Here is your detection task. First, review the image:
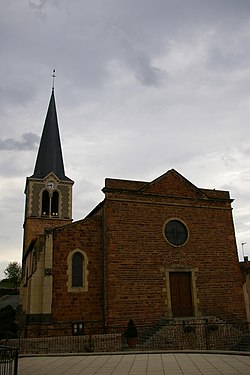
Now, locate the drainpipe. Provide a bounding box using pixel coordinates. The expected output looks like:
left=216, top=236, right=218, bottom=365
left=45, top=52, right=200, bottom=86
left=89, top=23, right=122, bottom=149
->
left=101, top=201, right=109, bottom=333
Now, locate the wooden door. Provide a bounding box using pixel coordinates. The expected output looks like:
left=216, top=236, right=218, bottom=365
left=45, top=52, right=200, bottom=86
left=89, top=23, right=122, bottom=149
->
left=169, top=272, right=193, bottom=317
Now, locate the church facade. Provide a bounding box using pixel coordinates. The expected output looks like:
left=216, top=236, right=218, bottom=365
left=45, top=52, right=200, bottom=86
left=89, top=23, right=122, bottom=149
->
left=20, top=90, right=246, bottom=336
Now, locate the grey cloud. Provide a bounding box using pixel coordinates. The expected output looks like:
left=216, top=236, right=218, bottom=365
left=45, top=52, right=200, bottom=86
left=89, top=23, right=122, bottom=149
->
left=206, top=30, right=250, bottom=73
left=0, top=151, right=35, bottom=178
left=2, top=0, right=249, bottom=96
left=49, top=21, right=168, bottom=91
left=0, top=85, right=37, bottom=109
left=29, top=0, right=47, bottom=9
left=221, top=154, right=237, bottom=166
left=28, top=0, right=57, bottom=20
left=110, top=26, right=167, bottom=87
left=123, top=45, right=167, bottom=87
left=28, top=0, right=55, bottom=10
left=0, top=133, right=39, bottom=151
left=238, top=146, right=250, bottom=157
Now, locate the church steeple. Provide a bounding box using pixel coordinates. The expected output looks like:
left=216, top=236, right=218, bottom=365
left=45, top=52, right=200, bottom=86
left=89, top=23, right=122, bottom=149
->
left=32, top=89, right=70, bottom=181
left=23, top=86, right=74, bottom=255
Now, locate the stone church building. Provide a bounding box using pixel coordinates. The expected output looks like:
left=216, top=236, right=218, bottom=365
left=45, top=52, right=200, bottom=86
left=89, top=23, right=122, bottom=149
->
left=20, top=89, right=246, bottom=336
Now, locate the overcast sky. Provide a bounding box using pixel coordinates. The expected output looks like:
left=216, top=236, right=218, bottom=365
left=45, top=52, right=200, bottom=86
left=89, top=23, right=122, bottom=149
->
left=1, top=0, right=250, bottom=278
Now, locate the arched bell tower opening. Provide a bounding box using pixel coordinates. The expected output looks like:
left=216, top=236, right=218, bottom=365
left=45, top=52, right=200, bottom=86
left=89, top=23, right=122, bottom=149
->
left=41, top=189, right=59, bottom=217
left=51, top=191, right=59, bottom=216
left=42, top=190, right=50, bottom=216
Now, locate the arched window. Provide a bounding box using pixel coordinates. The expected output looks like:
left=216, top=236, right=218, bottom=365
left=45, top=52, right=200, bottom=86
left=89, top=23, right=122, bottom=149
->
left=42, top=190, right=50, bottom=216
left=67, top=249, right=89, bottom=292
left=32, top=250, right=37, bottom=273
left=51, top=191, right=59, bottom=216
left=72, top=252, right=84, bottom=287
left=41, top=189, right=60, bottom=218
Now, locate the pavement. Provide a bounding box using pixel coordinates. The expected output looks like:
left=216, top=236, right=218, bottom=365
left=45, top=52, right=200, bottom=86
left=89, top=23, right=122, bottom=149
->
left=18, top=352, right=250, bottom=375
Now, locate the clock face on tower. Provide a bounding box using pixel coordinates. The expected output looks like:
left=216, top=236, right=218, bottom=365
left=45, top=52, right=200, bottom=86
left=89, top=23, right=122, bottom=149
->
left=46, top=181, right=56, bottom=189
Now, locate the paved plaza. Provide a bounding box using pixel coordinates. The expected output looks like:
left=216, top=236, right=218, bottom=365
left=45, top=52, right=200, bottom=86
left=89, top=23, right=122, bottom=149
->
left=18, top=352, right=250, bottom=375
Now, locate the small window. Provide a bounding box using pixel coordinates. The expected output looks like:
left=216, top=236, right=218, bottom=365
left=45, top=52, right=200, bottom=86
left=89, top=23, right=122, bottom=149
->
left=165, top=220, right=188, bottom=246
left=72, top=322, right=84, bottom=336
left=72, top=252, right=84, bottom=287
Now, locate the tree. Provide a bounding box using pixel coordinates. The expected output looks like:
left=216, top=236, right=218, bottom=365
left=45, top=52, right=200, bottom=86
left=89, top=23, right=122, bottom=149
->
left=4, top=262, right=22, bottom=288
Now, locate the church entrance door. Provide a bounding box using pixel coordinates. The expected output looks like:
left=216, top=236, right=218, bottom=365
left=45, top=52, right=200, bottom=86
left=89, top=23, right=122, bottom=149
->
left=169, top=272, right=193, bottom=317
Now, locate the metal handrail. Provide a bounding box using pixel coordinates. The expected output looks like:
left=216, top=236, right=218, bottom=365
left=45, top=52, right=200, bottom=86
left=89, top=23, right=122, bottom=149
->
left=0, top=345, right=18, bottom=375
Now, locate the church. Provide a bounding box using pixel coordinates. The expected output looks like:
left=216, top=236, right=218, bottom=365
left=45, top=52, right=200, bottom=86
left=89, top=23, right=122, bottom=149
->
left=19, top=88, right=246, bottom=336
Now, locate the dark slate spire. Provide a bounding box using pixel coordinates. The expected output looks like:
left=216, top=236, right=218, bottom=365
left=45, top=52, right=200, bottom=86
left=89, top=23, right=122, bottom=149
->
left=31, top=89, right=70, bottom=181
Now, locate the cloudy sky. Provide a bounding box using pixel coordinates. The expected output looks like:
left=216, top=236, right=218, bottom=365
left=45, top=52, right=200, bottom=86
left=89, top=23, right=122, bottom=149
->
left=1, top=0, right=250, bottom=278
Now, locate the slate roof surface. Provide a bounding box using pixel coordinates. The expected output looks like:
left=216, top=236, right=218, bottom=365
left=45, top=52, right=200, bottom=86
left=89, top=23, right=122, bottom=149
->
left=31, top=89, right=71, bottom=182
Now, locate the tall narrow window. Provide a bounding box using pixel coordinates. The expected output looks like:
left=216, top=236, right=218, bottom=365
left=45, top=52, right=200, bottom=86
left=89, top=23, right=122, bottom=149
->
left=51, top=191, right=59, bottom=216
left=72, top=252, right=84, bottom=287
left=32, top=250, right=37, bottom=273
left=67, top=249, right=89, bottom=292
left=42, top=190, right=50, bottom=216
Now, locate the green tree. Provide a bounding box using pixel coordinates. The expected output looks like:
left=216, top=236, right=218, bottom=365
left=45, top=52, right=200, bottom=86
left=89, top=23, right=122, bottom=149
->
left=4, top=262, right=22, bottom=288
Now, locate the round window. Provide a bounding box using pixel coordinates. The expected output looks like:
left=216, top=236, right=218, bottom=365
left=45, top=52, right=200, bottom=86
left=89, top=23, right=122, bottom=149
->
left=164, top=220, right=188, bottom=246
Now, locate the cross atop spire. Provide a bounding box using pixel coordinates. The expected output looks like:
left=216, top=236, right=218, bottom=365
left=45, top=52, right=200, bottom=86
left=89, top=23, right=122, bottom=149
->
left=31, top=89, right=71, bottom=181
left=52, top=69, right=56, bottom=90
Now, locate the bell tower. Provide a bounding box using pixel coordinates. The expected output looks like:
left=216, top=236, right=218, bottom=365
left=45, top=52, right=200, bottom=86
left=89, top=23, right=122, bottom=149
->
left=23, top=87, right=74, bottom=256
